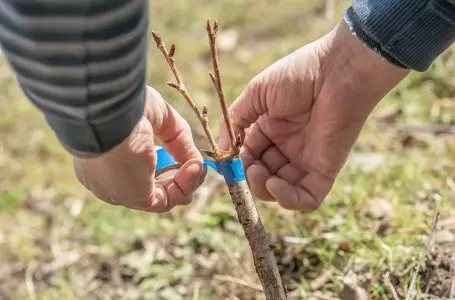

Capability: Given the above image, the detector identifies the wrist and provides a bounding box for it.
[318,21,410,105]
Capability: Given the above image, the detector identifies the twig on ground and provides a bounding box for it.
[192,281,201,300]
[383,272,400,300]
[229,294,242,300]
[39,251,81,276]
[375,122,455,135]
[25,263,36,300]
[310,267,335,291]
[450,277,455,298]
[310,290,342,300]
[213,274,264,292]
[405,202,441,300]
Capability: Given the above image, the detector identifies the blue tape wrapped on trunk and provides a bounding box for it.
[155,146,246,186]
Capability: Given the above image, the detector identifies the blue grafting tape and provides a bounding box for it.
[203,160,219,173]
[155,147,246,185]
[216,159,246,186]
[155,146,179,172]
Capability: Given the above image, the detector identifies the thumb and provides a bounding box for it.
[145,86,202,164]
[219,78,265,150]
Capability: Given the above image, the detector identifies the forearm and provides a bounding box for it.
[0,0,148,155]
[345,0,455,72]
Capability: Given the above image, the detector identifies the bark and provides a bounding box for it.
[229,180,287,300]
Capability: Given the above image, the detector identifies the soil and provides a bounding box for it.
[420,246,455,299]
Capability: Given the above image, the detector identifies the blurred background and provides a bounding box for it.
[1,1,455,299]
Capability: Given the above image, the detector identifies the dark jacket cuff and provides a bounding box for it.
[344,0,455,72]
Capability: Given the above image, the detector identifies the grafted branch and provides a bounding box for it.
[151,32,219,158]
[152,21,287,300]
[206,20,239,154]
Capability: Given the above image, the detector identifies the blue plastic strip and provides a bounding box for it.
[215,159,245,186]
[155,146,246,185]
[155,146,179,171]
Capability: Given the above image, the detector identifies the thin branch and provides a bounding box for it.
[151,32,219,155]
[25,263,36,300]
[39,251,81,277]
[375,122,455,135]
[213,274,264,292]
[310,267,334,291]
[206,20,238,153]
[383,272,400,300]
[450,277,455,298]
[405,202,441,300]
[153,22,287,300]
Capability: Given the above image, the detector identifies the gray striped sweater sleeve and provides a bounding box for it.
[0,0,148,155]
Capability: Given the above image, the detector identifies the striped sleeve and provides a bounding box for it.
[0,0,148,155]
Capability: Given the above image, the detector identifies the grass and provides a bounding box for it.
[1,1,455,299]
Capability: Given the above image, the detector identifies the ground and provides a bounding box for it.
[1,1,455,299]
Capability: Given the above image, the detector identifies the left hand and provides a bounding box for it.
[73,86,205,213]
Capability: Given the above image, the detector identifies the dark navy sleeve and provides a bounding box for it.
[345,0,455,71]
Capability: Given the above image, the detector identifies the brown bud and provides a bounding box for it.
[209,72,217,87]
[169,44,176,57]
[201,149,215,158]
[166,82,180,90]
[235,133,243,148]
[151,31,162,46]
[202,106,208,116]
[214,21,219,34]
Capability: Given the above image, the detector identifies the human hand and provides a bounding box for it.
[220,22,409,211]
[73,86,205,212]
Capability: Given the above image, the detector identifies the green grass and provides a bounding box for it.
[1,1,455,299]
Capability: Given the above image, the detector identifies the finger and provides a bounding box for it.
[260,146,288,174]
[266,172,333,211]
[276,163,305,186]
[146,88,206,190]
[246,161,274,201]
[157,104,202,163]
[145,86,202,164]
[219,78,266,150]
[147,185,170,213]
[241,120,272,167]
[155,158,203,208]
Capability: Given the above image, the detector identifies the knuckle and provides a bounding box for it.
[148,194,172,213]
[178,196,193,206]
[181,120,191,133]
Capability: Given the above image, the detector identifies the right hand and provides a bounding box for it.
[220,22,409,211]
[73,86,205,213]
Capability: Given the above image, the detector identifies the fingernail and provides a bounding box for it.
[197,166,207,185]
[187,162,203,187]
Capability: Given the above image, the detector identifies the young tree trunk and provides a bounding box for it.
[229,180,287,300]
[152,20,288,299]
